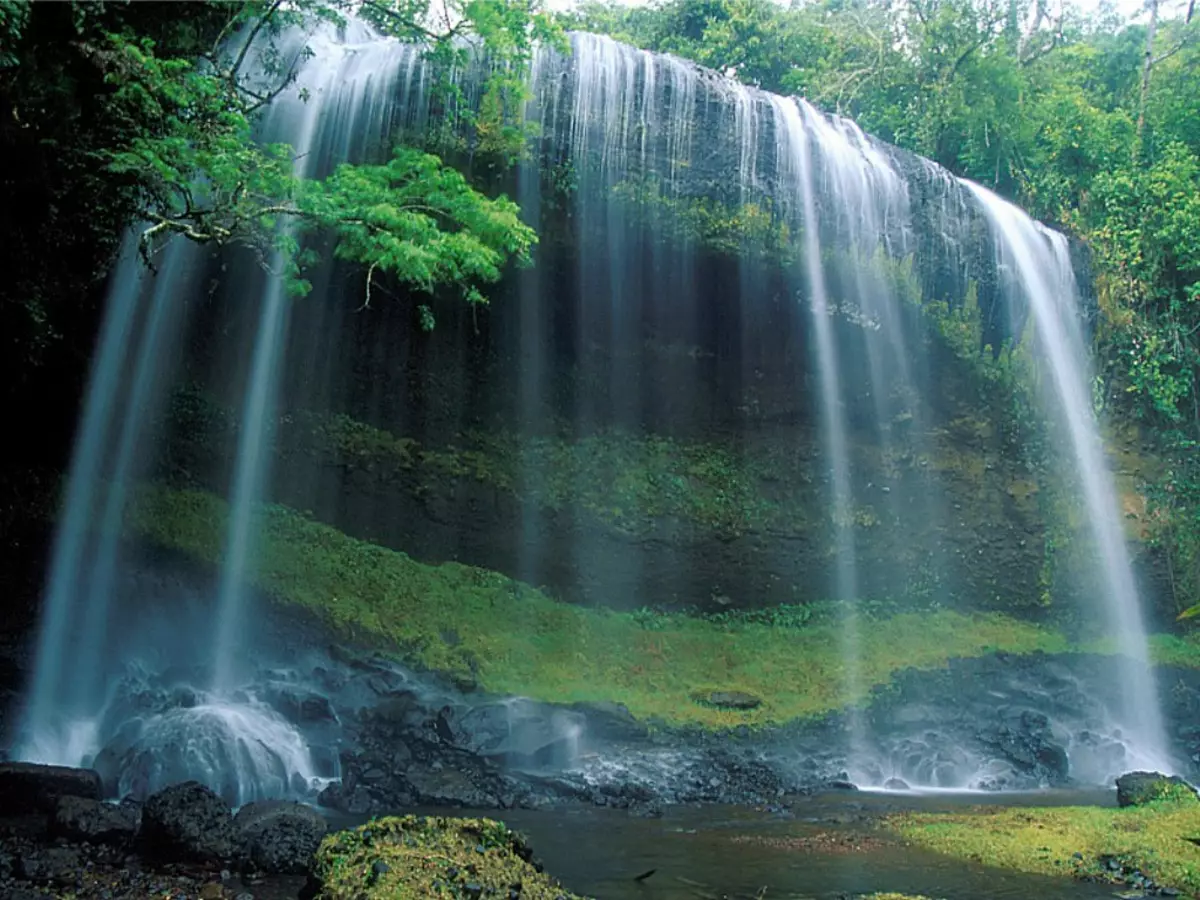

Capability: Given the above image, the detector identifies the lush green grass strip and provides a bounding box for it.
[125,484,1084,727]
[886,803,1200,896]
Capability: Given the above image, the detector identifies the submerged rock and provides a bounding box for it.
[690,690,762,710]
[1115,771,1199,808]
[141,780,236,862]
[235,799,328,874]
[308,815,586,899]
[0,762,102,814]
[50,795,139,845]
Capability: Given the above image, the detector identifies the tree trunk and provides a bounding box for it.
[1135,0,1159,160]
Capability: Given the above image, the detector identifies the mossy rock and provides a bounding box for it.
[689,689,763,710]
[1116,771,1199,808]
[309,815,588,900]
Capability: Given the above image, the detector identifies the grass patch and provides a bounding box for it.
[126,484,1076,727]
[1149,632,1200,668]
[886,802,1200,896]
[313,816,586,900]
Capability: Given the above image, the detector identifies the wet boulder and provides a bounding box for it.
[50,795,139,845]
[235,800,328,874]
[140,781,236,862]
[1116,771,1199,808]
[0,762,102,814]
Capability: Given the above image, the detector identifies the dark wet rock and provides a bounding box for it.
[690,690,762,710]
[456,702,585,770]
[882,777,910,791]
[50,795,139,845]
[141,780,236,862]
[403,762,507,808]
[1116,771,1199,807]
[570,701,649,742]
[235,800,328,874]
[18,845,82,884]
[262,686,337,724]
[0,762,102,814]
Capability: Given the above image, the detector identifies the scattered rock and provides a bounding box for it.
[690,690,762,710]
[18,846,82,884]
[1116,771,1199,808]
[141,781,236,863]
[50,794,139,845]
[235,800,328,874]
[0,762,102,814]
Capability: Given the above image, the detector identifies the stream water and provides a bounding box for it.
[325,792,1122,900]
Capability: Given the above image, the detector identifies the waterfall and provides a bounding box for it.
[965,181,1170,771]
[14,23,420,800]
[12,22,1170,794]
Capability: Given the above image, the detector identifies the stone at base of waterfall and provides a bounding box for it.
[235,800,328,874]
[0,762,102,814]
[51,795,140,845]
[1115,771,1199,808]
[691,690,763,710]
[141,781,236,863]
[308,816,584,900]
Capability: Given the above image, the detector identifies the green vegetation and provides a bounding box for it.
[0,0,549,380]
[312,816,585,900]
[886,801,1200,896]
[124,482,1185,728]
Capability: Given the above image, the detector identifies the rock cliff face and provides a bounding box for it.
[151,30,1141,621]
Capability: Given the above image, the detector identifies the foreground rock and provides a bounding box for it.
[0,762,102,814]
[1116,771,1199,808]
[51,795,139,845]
[140,781,236,863]
[235,799,328,874]
[307,815,586,900]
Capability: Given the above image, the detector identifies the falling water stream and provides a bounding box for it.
[11,21,1172,805]
[966,181,1170,770]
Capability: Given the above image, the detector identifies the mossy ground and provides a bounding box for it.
[885,801,1200,896]
[118,483,1200,729]
[310,816,585,900]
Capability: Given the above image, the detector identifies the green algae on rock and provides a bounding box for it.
[885,803,1200,897]
[310,816,587,900]
[1116,771,1200,808]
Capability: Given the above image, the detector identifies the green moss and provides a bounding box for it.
[885,804,1200,896]
[126,483,1077,727]
[311,816,586,900]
